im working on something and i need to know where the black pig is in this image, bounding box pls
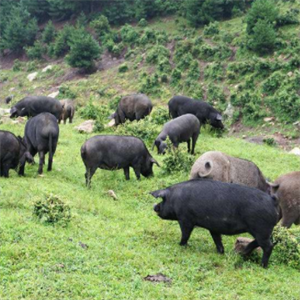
[81,135,159,186]
[151,179,279,268]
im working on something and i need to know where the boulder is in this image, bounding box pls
[42,65,53,73]
[289,147,300,156]
[75,120,95,133]
[27,72,38,82]
[48,91,59,98]
[0,108,10,117]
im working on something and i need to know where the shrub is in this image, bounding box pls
[203,22,219,36]
[26,40,45,60]
[150,107,169,125]
[90,15,111,37]
[146,45,170,64]
[66,27,101,72]
[26,61,38,72]
[248,19,276,55]
[140,73,160,94]
[161,140,194,175]
[33,194,71,227]
[50,24,73,58]
[119,63,129,73]
[204,62,224,81]
[176,52,193,71]
[111,42,125,57]
[59,85,77,99]
[262,71,284,95]
[272,225,300,270]
[187,60,200,81]
[42,21,56,44]
[114,118,159,144]
[13,59,22,72]
[171,68,182,84]
[139,28,157,45]
[79,100,103,120]
[120,24,139,44]
[276,9,299,27]
[138,18,148,27]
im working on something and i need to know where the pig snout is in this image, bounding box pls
[153,203,160,213]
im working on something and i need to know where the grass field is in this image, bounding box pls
[1,118,300,300]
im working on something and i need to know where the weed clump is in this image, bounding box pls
[33,194,71,226]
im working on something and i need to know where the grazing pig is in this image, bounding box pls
[153,114,200,155]
[168,96,224,129]
[10,96,62,120]
[110,94,152,125]
[269,172,300,228]
[190,151,269,193]
[151,179,279,268]
[24,113,59,174]
[0,130,33,177]
[59,99,75,124]
[81,135,159,186]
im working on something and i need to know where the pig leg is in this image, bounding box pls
[256,237,273,268]
[85,166,97,187]
[38,151,45,174]
[133,167,141,180]
[210,231,224,254]
[281,215,298,228]
[191,133,199,155]
[2,163,10,178]
[187,139,191,153]
[123,167,130,180]
[179,221,194,246]
[241,239,259,256]
[18,163,25,176]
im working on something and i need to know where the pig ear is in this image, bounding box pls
[10,107,17,114]
[150,157,160,167]
[199,161,213,177]
[150,189,169,199]
[267,182,280,193]
[216,114,222,121]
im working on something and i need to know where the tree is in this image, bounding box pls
[249,19,276,54]
[42,21,56,44]
[246,0,279,34]
[0,5,38,53]
[66,27,101,73]
[90,15,110,37]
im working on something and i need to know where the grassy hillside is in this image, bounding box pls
[0,117,300,300]
[1,1,300,299]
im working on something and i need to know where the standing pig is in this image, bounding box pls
[168,96,224,130]
[59,99,75,124]
[81,135,159,186]
[153,114,200,155]
[110,94,152,125]
[0,130,33,177]
[24,113,59,174]
[190,151,269,192]
[269,172,300,228]
[151,179,279,268]
[10,96,62,120]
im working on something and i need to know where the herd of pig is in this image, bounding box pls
[1,94,299,269]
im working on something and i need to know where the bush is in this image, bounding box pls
[111,42,125,57]
[119,63,129,73]
[272,225,300,270]
[79,100,103,120]
[276,9,299,27]
[42,21,56,44]
[262,71,284,95]
[161,140,194,175]
[13,59,22,72]
[171,68,182,84]
[114,118,159,145]
[203,22,219,36]
[187,60,200,81]
[59,85,77,99]
[33,194,71,227]
[26,40,45,60]
[146,45,170,64]
[248,19,276,55]
[139,28,157,45]
[66,27,101,72]
[140,73,160,94]
[90,15,111,37]
[138,18,148,27]
[150,107,169,125]
[120,24,139,44]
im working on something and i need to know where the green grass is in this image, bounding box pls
[0,119,300,300]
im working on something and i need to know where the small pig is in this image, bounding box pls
[269,171,300,228]
[59,99,75,124]
[153,114,200,155]
[190,151,269,192]
[151,179,279,268]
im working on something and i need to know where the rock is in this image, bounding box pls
[0,108,10,117]
[48,91,59,98]
[263,117,275,122]
[106,119,116,127]
[75,120,95,133]
[224,103,234,119]
[42,65,53,73]
[288,71,293,77]
[235,237,261,254]
[144,273,172,283]
[108,190,118,200]
[27,72,38,82]
[289,147,300,156]
[242,135,246,139]
[9,87,15,92]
